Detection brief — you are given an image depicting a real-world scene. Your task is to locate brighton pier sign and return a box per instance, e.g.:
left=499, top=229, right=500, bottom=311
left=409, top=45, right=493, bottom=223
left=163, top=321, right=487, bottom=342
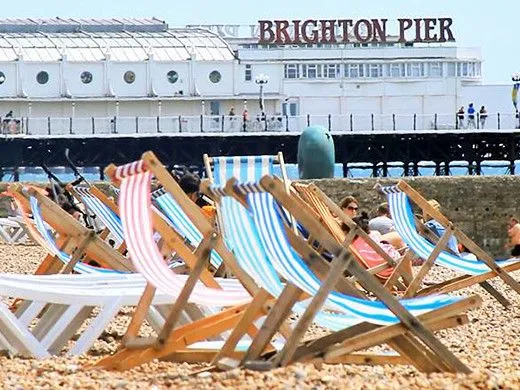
left=188, top=18, right=455, bottom=44
left=258, top=18, right=455, bottom=44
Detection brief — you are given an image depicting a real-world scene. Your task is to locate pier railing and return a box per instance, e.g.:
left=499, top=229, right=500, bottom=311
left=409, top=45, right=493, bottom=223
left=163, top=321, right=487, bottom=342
left=2, top=112, right=519, bottom=136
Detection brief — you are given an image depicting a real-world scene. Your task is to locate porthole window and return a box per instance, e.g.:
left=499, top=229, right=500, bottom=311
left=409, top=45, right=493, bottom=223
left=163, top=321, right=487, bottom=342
left=80, top=71, right=93, bottom=84
left=209, top=70, right=221, bottom=84
left=0, top=72, right=6, bottom=84
left=123, top=71, right=136, bottom=84
left=36, top=71, right=49, bottom=85
left=167, top=70, right=179, bottom=84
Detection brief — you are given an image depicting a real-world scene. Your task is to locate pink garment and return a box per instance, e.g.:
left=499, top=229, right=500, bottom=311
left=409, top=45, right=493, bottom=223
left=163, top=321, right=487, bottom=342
left=368, top=231, right=401, bottom=260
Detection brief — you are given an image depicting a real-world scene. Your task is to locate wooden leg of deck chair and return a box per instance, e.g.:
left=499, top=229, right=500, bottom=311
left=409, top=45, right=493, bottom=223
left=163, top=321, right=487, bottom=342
left=211, top=288, right=271, bottom=366
left=417, top=262, right=520, bottom=305
left=478, top=281, right=511, bottom=308
left=272, top=248, right=355, bottom=367
left=62, top=231, right=96, bottom=274
left=96, top=304, right=252, bottom=370
left=342, top=259, right=473, bottom=373
left=388, top=335, right=450, bottom=373
left=289, top=295, right=479, bottom=364
left=155, top=234, right=216, bottom=347
left=404, top=225, right=454, bottom=297
left=241, top=284, right=302, bottom=364
left=123, top=283, right=157, bottom=345
left=385, top=251, right=414, bottom=290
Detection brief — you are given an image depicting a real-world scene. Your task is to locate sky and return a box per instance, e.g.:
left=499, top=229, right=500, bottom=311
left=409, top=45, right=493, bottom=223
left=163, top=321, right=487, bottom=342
left=7, top=0, right=515, bottom=84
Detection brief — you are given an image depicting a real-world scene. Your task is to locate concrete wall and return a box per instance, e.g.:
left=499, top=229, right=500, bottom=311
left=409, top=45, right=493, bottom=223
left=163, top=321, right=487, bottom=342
left=308, top=175, right=520, bottom=258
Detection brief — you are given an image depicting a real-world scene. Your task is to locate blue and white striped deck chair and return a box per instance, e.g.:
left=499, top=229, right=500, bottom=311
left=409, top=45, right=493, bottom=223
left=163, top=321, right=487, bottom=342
left=246, top=177, right=481, bottom=371
left=73, top=186, right=124, bottom=246
left=30, top=196, right=122, bottom=275
left=203, top=152, right=288, bottom=186
left=152, top=187, right=224, bottom=270
left=380, top=181, right=520, bottom=300
left=208, top=188, right=477, bottom=370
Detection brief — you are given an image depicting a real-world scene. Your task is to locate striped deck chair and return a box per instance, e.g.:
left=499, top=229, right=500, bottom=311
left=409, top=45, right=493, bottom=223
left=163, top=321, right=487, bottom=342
left=243, top=176, right=481, bottom=373
left=379, top=181, right=520, bottom=303
left=0, top=272, right=176, bottom=358
left=70, top=185, right=124, bottom=246
left=291, top=182, right=413, bottom=290
left=203, top=152, right=289, bottom=186
left=8, top=184, right=134, bottom=275
left=94, top=153, right=282, bottom=371
left=201, top=183, right=479, bottom=372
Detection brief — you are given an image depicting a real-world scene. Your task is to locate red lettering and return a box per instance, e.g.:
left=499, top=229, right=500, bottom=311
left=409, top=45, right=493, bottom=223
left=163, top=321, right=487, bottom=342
left=292, top=20, right=301, bottom=44
left=423, top=18, right=437, bottom=42
left=259, top=20, right=274, bottom=44
left=319, top=19, right=337, bottom=43
left=354, top=19, right=372, bottom=43
left=414, top=18, right=423, bottom=42
left=439, top=18, right=455, bottom=42
left=398, top=18, right=412, bottom=42
left=371, top=19, right=387, bottom=42
left=301, top=20, right=318, bottom=43
left=338, top=19, right=353, bottom=42
left=274, top=20, right=291, bottom=44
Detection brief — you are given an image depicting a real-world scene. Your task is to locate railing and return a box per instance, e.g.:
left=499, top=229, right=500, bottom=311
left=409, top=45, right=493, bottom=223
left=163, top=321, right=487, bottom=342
left=2, top=113, right=519, bottom=136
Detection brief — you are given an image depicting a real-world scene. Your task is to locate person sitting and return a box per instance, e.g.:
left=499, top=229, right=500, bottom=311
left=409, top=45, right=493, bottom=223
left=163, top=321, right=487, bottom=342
left=352, top=211, right=413, bottom=278
left=506, top=216, right=520, bottom=257
left=178, top=172, right=216, bottom=220
left=422, top=199, right=460, bottom=255
left=369, top=202, right=395, bottom=235
left=339, top=195, right=359, bottom=218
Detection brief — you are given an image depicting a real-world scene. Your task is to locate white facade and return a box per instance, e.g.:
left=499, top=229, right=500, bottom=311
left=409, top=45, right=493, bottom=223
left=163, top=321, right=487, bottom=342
left=0, top=18, right=515, bottom=132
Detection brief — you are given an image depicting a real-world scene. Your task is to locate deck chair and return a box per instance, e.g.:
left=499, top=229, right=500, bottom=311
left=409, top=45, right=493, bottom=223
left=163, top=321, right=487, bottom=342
left=0, top=272, right=177, bottom=358
left=203, top=152, right=290, bottom=186
left=379, top=181, right=520, bottom=303
left=224, top=177, right=481, bottom=373
left=94, top=152, right=287, bottom=370
left=291, top=182, right=413, bottom=290
left=7, top=184, right=134, bottom=275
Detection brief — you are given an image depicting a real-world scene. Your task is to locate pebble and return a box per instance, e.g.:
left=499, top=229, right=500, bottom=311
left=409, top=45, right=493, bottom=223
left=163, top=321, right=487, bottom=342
left=1, top=245, right=520, bottom=389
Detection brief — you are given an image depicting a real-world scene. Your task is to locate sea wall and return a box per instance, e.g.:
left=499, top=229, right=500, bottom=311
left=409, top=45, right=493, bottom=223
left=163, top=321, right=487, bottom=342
left=308, top=176, right=520, bottom=258
left=1, top=176, right=518, bottom=257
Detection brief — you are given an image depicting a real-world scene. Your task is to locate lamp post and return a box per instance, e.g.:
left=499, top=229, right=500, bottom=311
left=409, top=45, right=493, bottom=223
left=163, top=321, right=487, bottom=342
left=255, top=73, right=269, bottom=123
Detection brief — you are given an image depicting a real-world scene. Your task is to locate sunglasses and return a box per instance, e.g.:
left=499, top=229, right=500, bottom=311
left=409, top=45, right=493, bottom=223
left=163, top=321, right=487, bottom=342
left=347, top=206, right=359, bottom=211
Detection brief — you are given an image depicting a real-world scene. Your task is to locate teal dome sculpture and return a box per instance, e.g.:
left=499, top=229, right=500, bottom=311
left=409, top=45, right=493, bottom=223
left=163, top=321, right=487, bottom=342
left=297, top=126, right=335, bottom=179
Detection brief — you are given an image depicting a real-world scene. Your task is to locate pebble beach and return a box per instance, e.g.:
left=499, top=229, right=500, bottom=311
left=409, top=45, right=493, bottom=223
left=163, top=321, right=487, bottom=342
left=1, top=243, right=520, bottom=389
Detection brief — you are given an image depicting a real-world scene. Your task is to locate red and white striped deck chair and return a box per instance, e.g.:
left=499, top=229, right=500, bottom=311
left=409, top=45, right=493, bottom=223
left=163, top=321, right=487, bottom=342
left=95, top=154, right=281, bottom=371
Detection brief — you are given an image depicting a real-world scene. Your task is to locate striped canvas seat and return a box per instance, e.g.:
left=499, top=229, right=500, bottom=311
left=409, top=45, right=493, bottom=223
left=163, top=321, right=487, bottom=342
left=383, top=188, right=520, bottom=275
left=74, top=186, right=124, bottom=244
left=152, top=188, right=224, bottom=269
left=211, top=155, right=277, bottom=186
left=115, top=162, right=250, bottom=306
left=30, top=196, right=122, bottom=275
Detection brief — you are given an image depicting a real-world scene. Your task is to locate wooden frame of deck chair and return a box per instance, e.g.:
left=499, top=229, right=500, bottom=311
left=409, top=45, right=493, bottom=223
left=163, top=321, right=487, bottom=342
left=7, top=184, right=134, bottom=275
left=94, top=152, right=294, bottom=371
left=377, top=181, right=520, bottom=306
left=291, top=182, right=414, bottom=292
left=227, top=176, right=481, bottom=373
